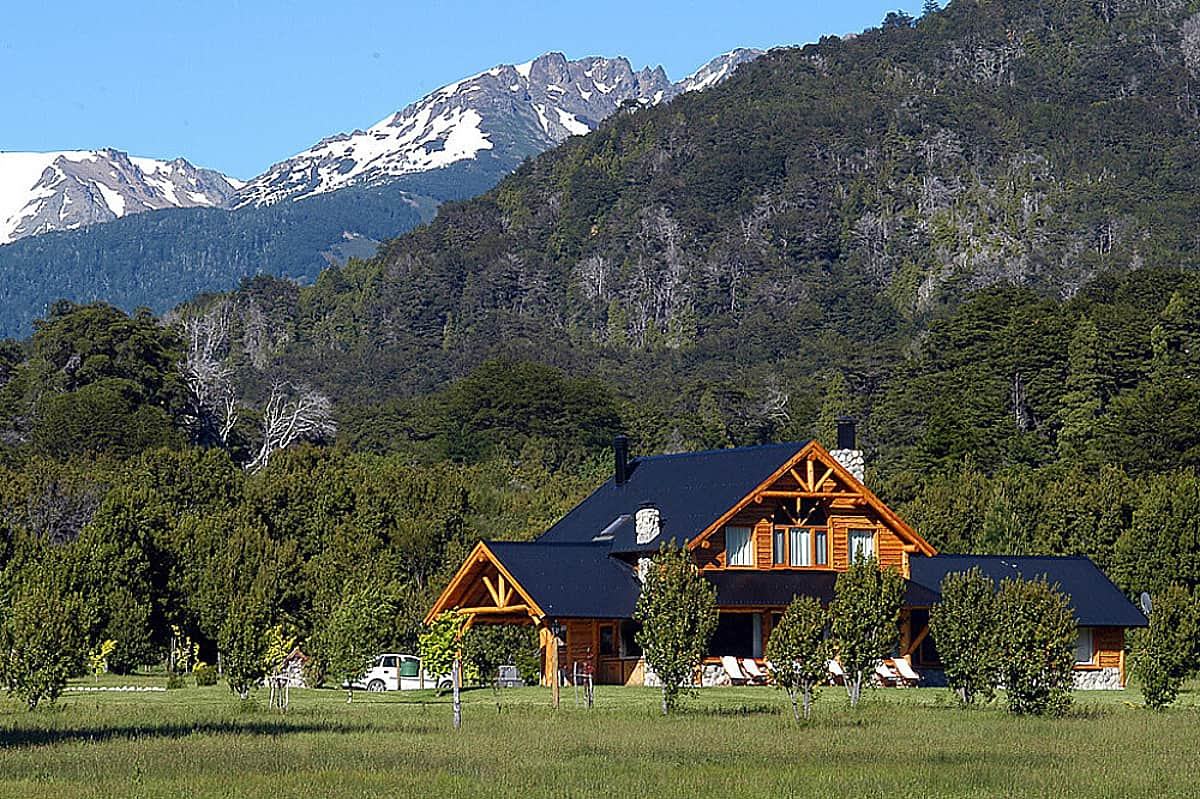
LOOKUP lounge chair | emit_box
[873,661,898,687]
[741,658,768,685]
[891,657,921,687]
[720,655,749,685]
[826,658,846,685]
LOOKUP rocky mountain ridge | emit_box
[0,149,240,244]
[231,49,763,208]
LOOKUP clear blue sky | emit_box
[0,1,924,179]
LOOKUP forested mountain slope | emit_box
[201,0,1200,444]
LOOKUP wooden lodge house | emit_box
[427,422,1146,690]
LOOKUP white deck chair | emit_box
[826,658,845,685]
[720,655,749,685]
[892,657,921,687]
[874,661,898,687]
[741,658,767,685]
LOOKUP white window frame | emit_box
[726,526,753,567]
[1074,627,1094,665]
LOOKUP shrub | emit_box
[634,542,718,715]
[993,577,1075,716]
[301,657,327,689]
[929,567,998,704]
[420,612,466,697]
[0,549,94,710]
[1129,586,1198,709]
[461,624,540,688]
[193,663,219,687]
[165,673,187,690]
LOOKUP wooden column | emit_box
[550,635,561,709]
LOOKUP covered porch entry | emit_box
[425,540,644,686]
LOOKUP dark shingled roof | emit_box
[909,555,1147,628]
[486,542,643,619]
[704,571,942,608]
[537,442,808,554]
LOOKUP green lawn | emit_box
[0,678,1197,798]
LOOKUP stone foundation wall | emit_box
[918,667,1122,691]
[640,662,733,688]
[1073,667,1123,690]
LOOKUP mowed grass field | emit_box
[1,677,1199,799]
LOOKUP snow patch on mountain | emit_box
[233,48,765,209]
[0,149,239,244]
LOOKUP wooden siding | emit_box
[754,519,772,568]
[565,619,597,677]
[831,523,848,571]
[1095,626,1124,669]
[689,443,935,576]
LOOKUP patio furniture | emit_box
[720,655,749,685]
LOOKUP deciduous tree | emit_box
[831,555,905,707]
[929,567,998,704]
[993,577,1075,716]
[634,542,718,715]
[765,595,830,721]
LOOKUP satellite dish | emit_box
[1140,592,1152,615]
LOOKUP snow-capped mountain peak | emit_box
[679,48,766,93]
[233,49,764,209]
[0,149,240,245]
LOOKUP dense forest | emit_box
[3,0,1200,675]
[0,159,511,337]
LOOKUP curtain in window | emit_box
[1074,627,1093,664]
[789,528,811,566]
[850,529,874,561]
[727,526,753,566]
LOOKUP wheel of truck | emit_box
[367,679,386,692]
[438,679,452,692]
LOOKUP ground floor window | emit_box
[1074,627,1094,665]
[707,612,763,659]
[599,624,616,656]
[619,619,642,658]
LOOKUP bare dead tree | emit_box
[180,303,238,447]
[246,382,336,474]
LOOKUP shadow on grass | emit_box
[0,719,375,750]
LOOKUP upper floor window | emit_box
[726,526,753,567]
[772,526,828,567]
[849,529,875,562]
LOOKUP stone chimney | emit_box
[635,505,660,545]
[829,416,865,483]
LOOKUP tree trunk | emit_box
[452,657,462,729]
[802,685,812,720]
[848,672,862,707]
[661,687,669,716]
[957,686,969,704]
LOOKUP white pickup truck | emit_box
[346,653,452,692]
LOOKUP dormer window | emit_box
[726,526,753,567]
